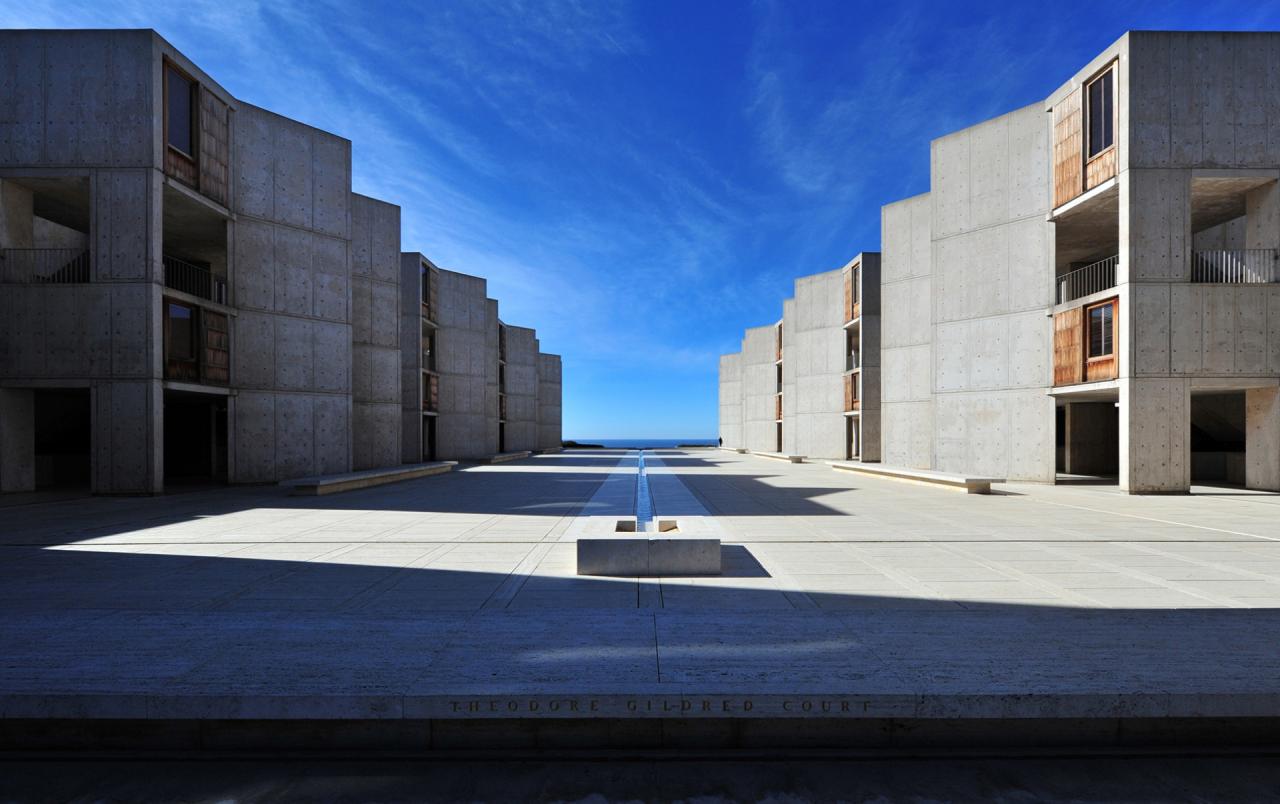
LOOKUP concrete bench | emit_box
[489,451,532,464]
[281,462,455,496]
[752,451,806,463]
[829,462,1002,494]
[578,535,721,577]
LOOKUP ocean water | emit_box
[570,438,717,449]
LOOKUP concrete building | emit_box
[880,31,1280,493]
[398,254,561,462]
[720,255,881,461]
[0,30,562,494]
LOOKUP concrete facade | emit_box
[350,194,401,472]
[537,352,563,451]
[877,31,1280,492]
[0,30,563,494]
[501,324,540,453]
[717,354,742,449]
[720,256,881,461]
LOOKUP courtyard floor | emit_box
[3,448,1280,727]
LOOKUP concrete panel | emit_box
[1120,378,1190,493]
[233,218,275,311]
[718,353,743,449]
[1169,285,1203,373]
[273,226,313,317]
[92,379,161,494]
[1246,386,1280,491]
[96,169,155,281]
[1122,169,1190,282]
[274,317,314,391]
[0,388,35,492]
[273,394,315,480]
[232,391,274,482]
[1236,287,1268,374]
[313,321,350,394]
[312,394,350,476]
[537,353,563,451]
[233,310,275,389]
[1133,284,1172,375]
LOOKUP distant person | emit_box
[718,437,722,447]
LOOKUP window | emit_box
[1087,301,1114,358]
[167,302,196,360]
[851,265,860,304]
[1086,68,1114,158]
[421,261,431,305]
[166,65,195,156]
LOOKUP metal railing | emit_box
[846,353,859,372]
[163,255,227,303]
[0,248,90,284]
[1056,255,1117,304]
[1191,249,1279,284]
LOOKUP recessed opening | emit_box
[657,520,679,533]
[614,520,637,533]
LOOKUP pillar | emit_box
[92,380,163,494]
[1246,386,1280,492]
[0,388,35,492]
[1119,378,1190,493]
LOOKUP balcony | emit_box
[163,255,227,304]
[1191,249,1279,284]
[846,353,859,372]
[0,248,90,284]
[422,374,439,412]
[1056,255,1117,305]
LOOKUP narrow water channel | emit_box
[634,450,654,532]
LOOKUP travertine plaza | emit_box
[5,28,1280,755]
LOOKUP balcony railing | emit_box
[163,255,227,304]
[0,248,90,284]
[1056,255,1117,305]
[846,353,859,372]
[1192,249,1279,284]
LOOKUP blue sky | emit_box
[4,1,1278,438]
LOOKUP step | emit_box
[830,462,1002,494]
[490,451,532,464]
[280,462,455,496]
[751,451,806,463]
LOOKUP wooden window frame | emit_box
[163,59,200,163]
[1085,298,1117,362]
[1084,64,1116,164]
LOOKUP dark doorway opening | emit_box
[1055,400,1119,483]
[423,416,437,462]
[1191,392,1246,486]
[163,391,227,489]
[33,389,91,490]
[498,422,506,454]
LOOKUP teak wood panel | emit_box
[775,394,782,421]
[843,271,853,322]
[198,88,230,206]
[201,311,230,385]
[1053,307,1084,386]
[1085,145,1117,191]
[1052,89,1083,208]
[843,374,858,412]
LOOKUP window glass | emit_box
[1087,70,1114,157]
[167,66,194,154]
[1088,303,1113,358]
[168,303,195,359]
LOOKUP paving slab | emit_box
[4,449,1280,747]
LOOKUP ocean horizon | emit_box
[567,438,717,449]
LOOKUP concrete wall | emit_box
[880,193,934,469]
[536,353,562,451]
[929,104,1056,481]
[718,353,742,449]
[855,253,883,463]
[484,300,501,455]
[230,102,352,483]
[398,254,425,463]
[502,324,539,452]
[741,325,778,453]
[780,298,797,454]
[786,270,846,460]
[0,29,169,493]
[349,193,400,471]
[436,268,495,460]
